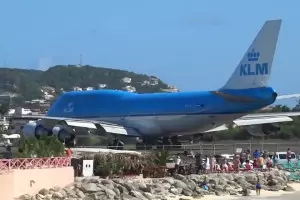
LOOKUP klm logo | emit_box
[240,49,268,76]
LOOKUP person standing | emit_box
[65,147,73,157]
[175,156,181,174]
[256,176,262,196]
[287,148,292,164]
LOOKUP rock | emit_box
[130,191,147,200]
[52,191,66,199]
[283,185,295,192]
[241,188,251,196]
[38,188,49,196]
[80,183,102,193]
[169,187,182,195]
[76,190,85,198]
[143,192,154,200]
[16,171,294,200]
[173,180,188,189]
[182,188,193,196]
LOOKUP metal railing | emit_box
[0,157,71,172]
[75,141,300,155]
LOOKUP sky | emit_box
[0,0,299,106]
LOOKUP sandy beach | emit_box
[165,183,300,200]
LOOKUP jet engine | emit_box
[246,123,280,137]
[23,121,52,139]
[261,123,280,135]
[22,121,76,146]
[52,123,76,146]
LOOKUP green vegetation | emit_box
[214,103,300,140]
[0,65,169,103]
[153,149,171,165]
[18,136,65,158]
[89,150,169,178]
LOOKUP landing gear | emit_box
[207,134,215,142]
[157,136,182,149]
[108,135,124,150]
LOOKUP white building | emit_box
[98,84,107,89]
[123,86,136,93]
[73,87,82,91]
[121,77,132,84]
[86,87,94,91]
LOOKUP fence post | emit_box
[213,143,216,155]
[234,143,237,154]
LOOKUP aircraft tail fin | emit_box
[221,19,282,90]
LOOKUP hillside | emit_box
[0,65,174,103]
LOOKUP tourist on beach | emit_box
[246,149,251,160]
[287,148,292,164]
[258,156,264,169]
[256,176,262,196]
[266,157,272,171]
[65,147,73,157]
[205,155,210,173]
[245,160,252,170]
[175,156,181,173]
[253,149,260,159]
[273,153,279,166]
[200,177,209,191]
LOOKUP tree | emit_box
[0,102,9,116]
[153,150,171,166]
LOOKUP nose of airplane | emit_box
[272,91,278,100]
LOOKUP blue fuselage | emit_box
[46,87,276,136]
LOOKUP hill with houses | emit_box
[0,65,179,106]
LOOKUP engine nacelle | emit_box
[23,121,38,138]
[246,123,280,137]
[23,120,51,139]
[23,121,75,146]
[261,123,280,135]
[52,124,75,144]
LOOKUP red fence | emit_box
[0,157,71,172]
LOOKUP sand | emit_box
[165,183,300,200]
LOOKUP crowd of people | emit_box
[172,148,298,175]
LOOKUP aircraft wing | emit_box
[277,94,300,100]
[18,115,141,137]
[203,112,300,133]
[233,112,300,126]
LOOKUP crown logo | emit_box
[247,49,260,62]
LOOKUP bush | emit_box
[92,153,149,177]
[18,136,65,158]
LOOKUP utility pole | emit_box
[79,54,82,67]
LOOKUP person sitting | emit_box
[266,158,272,171]
[222,162,228,172]
[245,160,252,171]
[199,177,209,191]
[228,164,234,172]
[253,158,258,168]
[215,163,221,172]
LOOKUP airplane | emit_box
[21,19,300,147]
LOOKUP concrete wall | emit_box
[0,167,74,200]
